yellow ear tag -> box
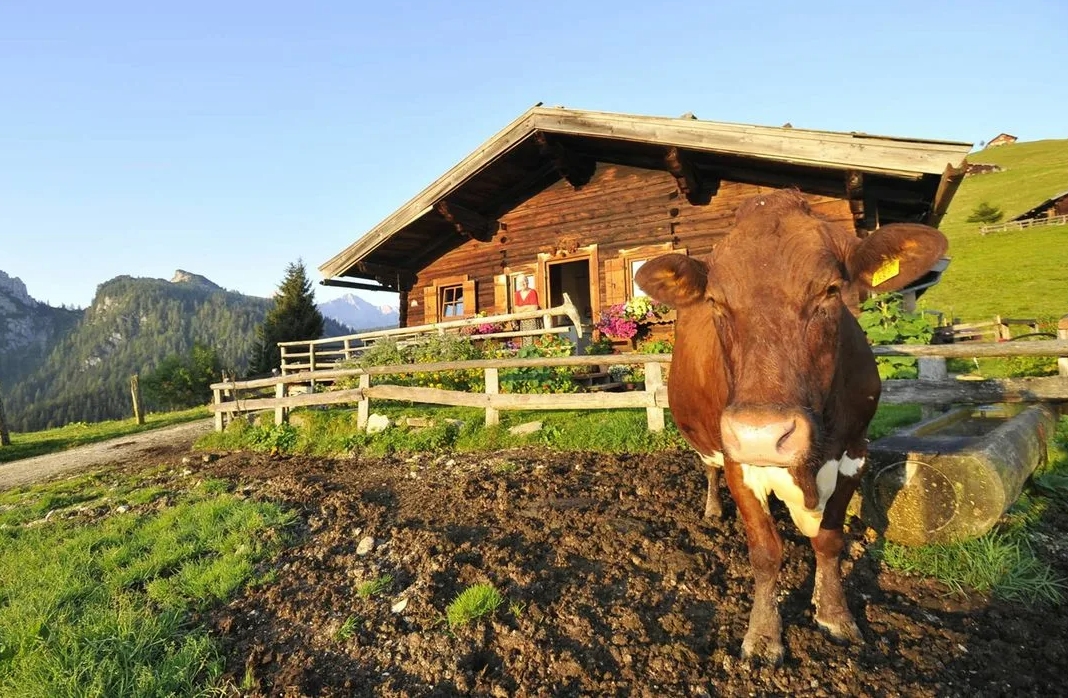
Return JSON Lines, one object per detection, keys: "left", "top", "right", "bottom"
{"left": 871, "top": 258, "right": 900, "bottom": 287}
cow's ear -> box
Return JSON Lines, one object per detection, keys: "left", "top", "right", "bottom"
{"left": 634, "top": 254, "right": 708, "bottom": 307}
{"left": 848, "top": 223, "right": 947, "bottom": 293}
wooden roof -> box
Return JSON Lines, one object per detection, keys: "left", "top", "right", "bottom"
{"left": 1011, "top": 190, "right": 1068, "bottom": 221}
{"left": 321, "top": 106, "right": 972, "bottom": 287}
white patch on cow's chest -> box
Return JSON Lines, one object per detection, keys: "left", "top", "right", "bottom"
{"left": 740, "top": 455, "right": 865, "bottom": 538}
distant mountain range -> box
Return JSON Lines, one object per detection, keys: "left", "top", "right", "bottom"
{"left": 317, "top": 293, "right": 399, "bottom": 333}
{"left": 0, "top": 269, "right": 392, "bottom": 431}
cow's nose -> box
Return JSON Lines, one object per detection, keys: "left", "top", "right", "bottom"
{"left": 720, "top": 406, "right": 812, "bottom": 466}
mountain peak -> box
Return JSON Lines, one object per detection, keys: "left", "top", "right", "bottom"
{"left": 0, "top": 270, "right": 36, "bottom": 306}
{"left": 170, "top": 269, "right": 222, "bottom": 290}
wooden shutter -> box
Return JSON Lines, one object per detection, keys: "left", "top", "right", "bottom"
{"left": 604, "top": 257, "right": 626, "bottom": 307}
{"left": 461, "top": 279, "right": 476, "bottom": 317}
{"left": 493, "top": 274, "right": 509, "bottom": 314}
{"left": 423, "top": 286, "right": 439, "bottom": 324}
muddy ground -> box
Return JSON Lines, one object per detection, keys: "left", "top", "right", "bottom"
{"left": 164, "top": 446, "right": 1068, "bottom": 697}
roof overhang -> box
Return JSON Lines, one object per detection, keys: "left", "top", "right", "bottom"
{"left": 322, "top": 106, "right": 973, "bottom": 285}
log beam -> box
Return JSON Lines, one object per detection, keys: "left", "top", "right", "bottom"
{"left": 844, "top": 169, "right": 870, "bottom": 235}
{"left": 434, "top": 201, "right": 498, "bottom": 242}
{"left": 664, "top": 147, "right": 716, "bottom": 205}
{"left": 534, "top": 132, "right": 595, "bottom": 189}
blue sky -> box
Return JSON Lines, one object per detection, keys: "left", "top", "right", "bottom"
{"left": 3, "top": 0, "right": 1066, "bottom": 309}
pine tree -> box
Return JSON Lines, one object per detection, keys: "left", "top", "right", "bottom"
{"left": 248, "top": 260, "right": 325, "bottom": 376}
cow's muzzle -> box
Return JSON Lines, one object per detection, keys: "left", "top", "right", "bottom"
{"left": 720, "top": 405, "right": 813, "bottom": 467}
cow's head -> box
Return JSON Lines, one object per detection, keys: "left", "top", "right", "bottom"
{"left": 635, "top": 190, "right": 946, "bottom": 467}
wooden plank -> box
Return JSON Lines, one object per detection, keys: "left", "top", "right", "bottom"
{"left": 644, "top": 361, "right": 665, "bottom": 431}
{"left": 357, "top": 374, "right": 370, "bottom": 430}
{"left": 485, "top": 368, "right": 500, "bottom": 426}
{"left": 880, "top": 377, "right": 1068, "bottom": 404}
{"left": 213, "top": 388, "right": 224, "bottom": 431}
{"left": 274, "top": 382, "right": 288, "bottom": 425}
{"left": 532, "top": 110, "right": 970, "bottom": 177}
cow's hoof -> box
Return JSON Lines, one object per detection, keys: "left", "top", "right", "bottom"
{"left": 816, "top": 613, "right": 863, "bottom": 643}
{"left": 741, "top": 630, "right": 784, "bottom": 666}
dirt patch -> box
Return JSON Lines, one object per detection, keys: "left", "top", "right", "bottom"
{"left": 163, "top": 447, "right": 1068, "bottom": 697}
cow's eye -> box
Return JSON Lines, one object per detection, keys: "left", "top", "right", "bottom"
{"left": 825, "top": 284, "right": 841, "bottom": 299}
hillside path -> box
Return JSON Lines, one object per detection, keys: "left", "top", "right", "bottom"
{"left": 0, "top": 419, "right": 213, "bottom": 491}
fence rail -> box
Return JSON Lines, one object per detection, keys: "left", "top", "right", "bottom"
{"left": 980, "top": 213, "right": 1068, "bottom": 235}
{"left": 278, "top": 294, "right": 585, "bottom": 375}
{"left": 211, "top": 339, "right": 1068, "bottom": 433}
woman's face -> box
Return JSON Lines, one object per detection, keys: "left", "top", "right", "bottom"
{"left": 518, "top": 277, "right": 529, "bottom": 291}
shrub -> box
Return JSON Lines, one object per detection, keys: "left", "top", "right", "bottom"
{"left": 499, "top": 335, "right": 578, "bottom": 394}
{"left": 858, "top": 292, "right": 934, "bottom": 379}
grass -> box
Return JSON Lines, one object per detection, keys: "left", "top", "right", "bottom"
{"left": 922, "top": 138, "right": 1068, "bottom": 321}
{"left": 200, "top": 402, "right": 924, "bottom": 458}
{"left": 878, "top": 415, "right": 1068, "bottom": 605}
{"left": 0, "top": 406, "right": 209, "bottom": 464}
{"left": 0, "top": 472, "right": 295, "bottom": 696}
{"left": 356, "top": 574, "right": 393, "bottom": 599}
{"left": 445, "top": 583, "right": 504, "bottom": 629}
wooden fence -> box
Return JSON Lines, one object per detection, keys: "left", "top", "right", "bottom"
{"left": 278, "top": 294, "right": 585, "bottom": 375}
{"left": 980, "top": 213, "right": 1068, "bottom": 235}
{"left": 211, "top": 337, "right": 1068, "bottom": 433}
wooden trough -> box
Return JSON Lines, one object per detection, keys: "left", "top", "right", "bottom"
{"left": 863, "top": 403, "right": 1060, "bottom": 546}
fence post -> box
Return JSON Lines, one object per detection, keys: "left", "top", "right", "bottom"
{"left": 0, "top": 382, "right": 11, "bottom": 446}
{"left": 130, "top": 374, "right": 145, "bottom": 425}
{"left": 357, "top": 373, "right": 371, "bottom": 430}
{"left": 308, "top": 344, "right": 317, "bottom": 393}
{"left": 213, "top": 387, "right": 224, "bottom": 432}
{"left": 275, "top": 381, "right": 288, "bottom": 426}
{"left": 1059, "top": 315, "right": 1068, "bottom": 378}
{"left": 644, "top": 361, "right": 665, "bottom": 432}
{"left": 918, "top": 357, "right": 948, "bottom": 419}
{"left": 485, "top": 368, "right": 500, "bottom": 427}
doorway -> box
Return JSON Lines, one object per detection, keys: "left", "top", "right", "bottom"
{"left": 546, "top": 258, "right": 593, "bottom": 326}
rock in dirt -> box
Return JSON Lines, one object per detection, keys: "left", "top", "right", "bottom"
{"left": 509, "top": 421, "right": 543, "bottom": 436}
{"left": 365, "top": 414, "right": 391, "bottom": 434}
{"left": 391, "top": 597, "right": 409, "bottom": 614}
{"left": 356, "top": 536, "right": 376, "bottom": 555}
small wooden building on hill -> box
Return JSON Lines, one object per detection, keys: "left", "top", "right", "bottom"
{"left": 320, "top": 107, "right": 972, "bottom": 330}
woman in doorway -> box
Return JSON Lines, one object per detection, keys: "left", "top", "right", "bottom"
{"left": 513, "top": 276, "right": 541, "bottom": 344}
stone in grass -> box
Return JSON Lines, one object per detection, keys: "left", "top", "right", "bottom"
{"left": 356, "top": 536, "right": 376, "bottom": 556}
{"left": 509, "top": 421, "right": 543, "bottom": 436}
{"left": 405, "top": 417, "right": 434, "bottom": 428}
{"left": 365, "top": 413, "right": 391, "bottom": 434}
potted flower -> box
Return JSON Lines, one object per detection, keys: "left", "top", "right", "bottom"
{"left": 595, "top": 296, "right": 670, "bottom": 346}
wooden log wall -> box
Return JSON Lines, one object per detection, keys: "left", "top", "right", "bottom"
{"left": 407, "top": 163, "right": 854, "bottom": 327}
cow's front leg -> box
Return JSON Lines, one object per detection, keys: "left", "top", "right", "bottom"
{"left": 724, "top": 460, "right": 784, "bottom": 664}
{"left": 810, "top": 470, "right": 862, "bottom": 642}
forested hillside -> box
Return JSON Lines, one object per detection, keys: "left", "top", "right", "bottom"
{"left": 0, "top": 271, "right": 81, "bottom": 390}
{"left": 3, "top": 272, "right": 349, "bottom": 431}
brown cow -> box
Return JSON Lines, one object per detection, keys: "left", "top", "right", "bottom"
{"left": 635, "top": 190, "right": 946, "bottom": 663}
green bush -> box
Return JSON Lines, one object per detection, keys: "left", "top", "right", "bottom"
{"left": 858, "top": 293, "right": 934, "bottom": 379}
{"left": 499, "top": 335, "right": 578, "bottom": 394}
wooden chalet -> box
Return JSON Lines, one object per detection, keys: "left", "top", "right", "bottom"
{"left": 320, "top": 107, "right": 972, "bottom": 333}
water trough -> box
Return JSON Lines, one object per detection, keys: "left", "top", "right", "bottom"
{"left": 863, "top": 403, "right": 1059, "bottom": 546}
